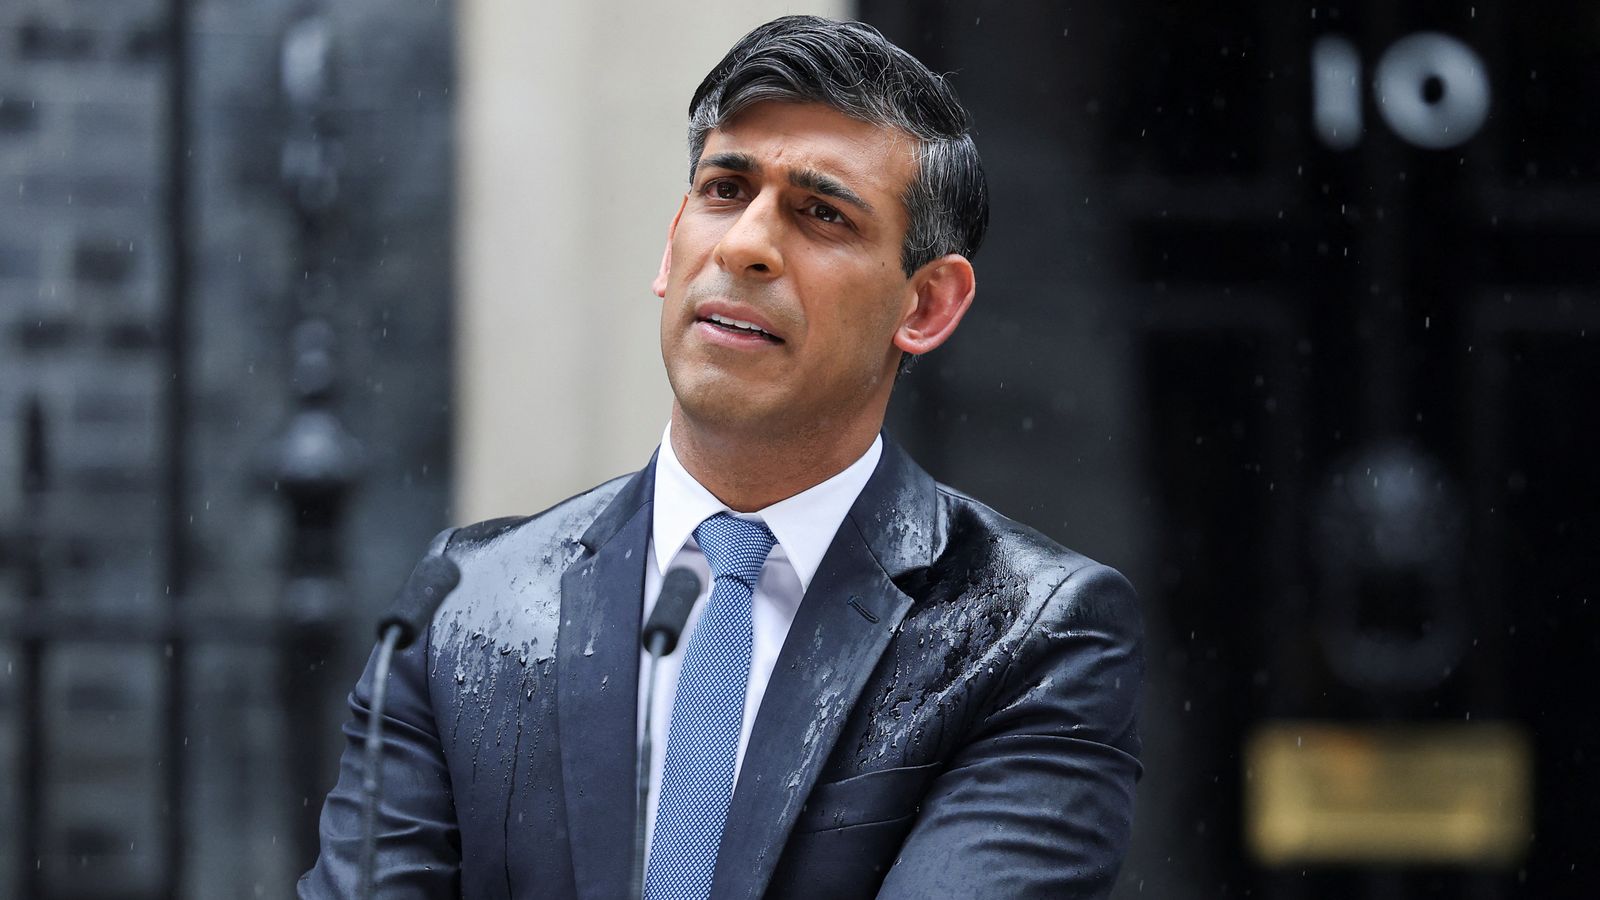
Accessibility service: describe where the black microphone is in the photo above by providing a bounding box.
[633,567,703,896]
[360,552,461,900]
[377,553,462,649]
[644,566,701,657]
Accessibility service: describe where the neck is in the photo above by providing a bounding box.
[668,404,883,512]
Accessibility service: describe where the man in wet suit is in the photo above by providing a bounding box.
[301,15,1143,900]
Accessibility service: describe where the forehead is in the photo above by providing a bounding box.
[703,102,917,214]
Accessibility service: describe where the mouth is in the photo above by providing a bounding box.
[697,312,784,344]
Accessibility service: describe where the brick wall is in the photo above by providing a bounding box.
[0,1,453,896]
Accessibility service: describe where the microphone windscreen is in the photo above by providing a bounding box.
[377,554,462,649]
[643,567,701,656]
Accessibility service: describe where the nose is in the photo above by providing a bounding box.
[713,193,784,280]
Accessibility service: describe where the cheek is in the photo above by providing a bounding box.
[811,283,909,365]
[855,270,913,333]
[671,218,720,265]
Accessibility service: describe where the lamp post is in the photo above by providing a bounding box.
[264,9,364,873]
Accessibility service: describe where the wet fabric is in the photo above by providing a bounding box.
[297,436,1145,900]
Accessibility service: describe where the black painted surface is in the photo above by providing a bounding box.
[864,1,1599,897]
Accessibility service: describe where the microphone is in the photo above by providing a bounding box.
[633,567,702,897]
[377,553,462,649]
[360,552,462,900]
[644,567,701,657]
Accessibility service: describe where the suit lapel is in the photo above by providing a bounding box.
[557,460,655,900]
[711,438,939,900]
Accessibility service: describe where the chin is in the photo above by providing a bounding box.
[669,371,776,431]
[678,395,777,436]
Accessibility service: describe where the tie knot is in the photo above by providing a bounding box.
[693,513,776,588]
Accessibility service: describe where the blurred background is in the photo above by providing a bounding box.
[1,0,1595,897]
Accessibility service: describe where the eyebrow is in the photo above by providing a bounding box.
[700,151,876,215]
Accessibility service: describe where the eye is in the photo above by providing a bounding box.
[707,179,741,200]
[806,202,845,224]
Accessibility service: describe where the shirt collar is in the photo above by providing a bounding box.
[651,422,883,593]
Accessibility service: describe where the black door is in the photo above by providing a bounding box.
[868,2,1599,897]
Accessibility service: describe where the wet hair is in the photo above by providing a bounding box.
[687,15,989,278]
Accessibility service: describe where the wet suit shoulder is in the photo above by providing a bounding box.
[296,466,646,900]
[889,485,1144,898]
[655,435,1145,900]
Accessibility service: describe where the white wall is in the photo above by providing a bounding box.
[455,0,849,522]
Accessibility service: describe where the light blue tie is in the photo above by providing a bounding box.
[644,513,776,900]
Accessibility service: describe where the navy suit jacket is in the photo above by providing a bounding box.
[299,437,1144,898]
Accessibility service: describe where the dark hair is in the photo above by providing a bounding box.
[687,15,989,278]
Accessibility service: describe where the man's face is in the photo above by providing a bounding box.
[654,101,920,443]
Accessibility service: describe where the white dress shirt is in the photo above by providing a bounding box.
[637,423,882,854]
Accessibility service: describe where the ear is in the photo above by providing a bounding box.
[651,195,689,298]
[893,254,976,356]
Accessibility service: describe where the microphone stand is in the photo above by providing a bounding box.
[357,552,460,900]
[359,624,403,900]
[632,632,670,899]
[632,567,701,898]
